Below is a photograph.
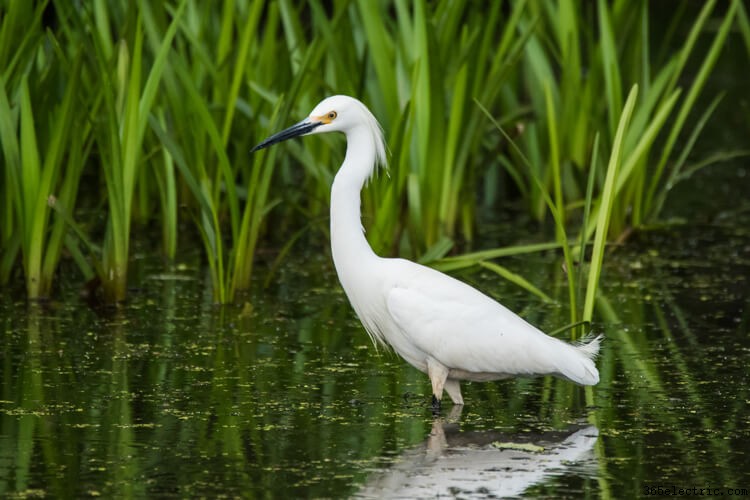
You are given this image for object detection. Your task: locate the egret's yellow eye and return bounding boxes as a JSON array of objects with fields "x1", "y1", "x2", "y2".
[{"x1": 317, "y1": 111, "x2": 337, "y2": 125}]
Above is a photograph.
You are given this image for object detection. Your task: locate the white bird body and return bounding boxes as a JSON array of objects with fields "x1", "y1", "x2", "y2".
[{"x1": 253, "y1": 95, "x2": 602, "y2": 407}]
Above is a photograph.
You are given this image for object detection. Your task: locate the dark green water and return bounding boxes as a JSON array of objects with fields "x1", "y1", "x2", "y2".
[{"x1": 1, "y1": 211, "x2": 749, "y2": 498}]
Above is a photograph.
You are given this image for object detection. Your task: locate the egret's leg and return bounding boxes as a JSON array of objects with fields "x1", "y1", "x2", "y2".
[
  {"x1": 426, "y1": 418, "x2": 448, "y2": 455},
  {"x1": 426, "y1": 357, "x2": 449, "y2": 410},
  {"x1": 446, "y1": 403, "x2": 464, "y2": 422},
  {"x1": 444, "y1": 379, "x2": 464, "y2": 406}
]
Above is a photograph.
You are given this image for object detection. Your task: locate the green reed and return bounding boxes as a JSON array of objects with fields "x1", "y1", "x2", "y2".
[
  {"x1": 0, "y1": 0, "x2": 742, "y2": 308},
  {"x1": 433, "y1": 1, "x2": 737, "y2": 339},
  {"x1": 582, "y1": 85, "x2": 638, "y2": 322},
  {"x1": 333, "y1": 0, "x2": 536, "y2": 257},
  {"x1": 500, "y1": 0, "x2": 738, "y2": 240},
  {"x1": 0, "y1": 4, "x2": 89, "y2": 298},
  {"x1": 92, "y1": 3, "x2": 186, "y2": 302},
  {"x1": 148, "y1": 0, "x2": 319, "y2": 303}
]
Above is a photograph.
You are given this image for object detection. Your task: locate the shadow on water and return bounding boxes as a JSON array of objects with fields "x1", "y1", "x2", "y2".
[{"x1": 1, "y1": 212, "x2": 749, "y2": 498}]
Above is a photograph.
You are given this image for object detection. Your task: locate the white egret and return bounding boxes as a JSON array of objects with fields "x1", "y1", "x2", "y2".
[{"x1": 252, "y1": 95, "x2": 601, "y2": 408}]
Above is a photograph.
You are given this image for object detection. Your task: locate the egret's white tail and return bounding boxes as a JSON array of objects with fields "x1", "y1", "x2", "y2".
[
  {"x1": 556, "y1": 334, "x2": 603, "y2": 386},
  {"x1": 576, "y1": 333, "x2": 603, "y2": 360}
]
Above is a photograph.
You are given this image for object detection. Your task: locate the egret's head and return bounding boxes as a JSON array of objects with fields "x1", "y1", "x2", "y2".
[{"x1": 251, "y1": 95, "x2": 387, "y2": 169}]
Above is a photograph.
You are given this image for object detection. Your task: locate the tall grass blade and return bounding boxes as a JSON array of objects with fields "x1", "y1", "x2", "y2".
[
  {"x1": 576, "y1": 133, "x2": 599, "y2": 312},
  {"x1": 583, "y1": 85, "x2": 639, "y2": 322},
  {"x1": 434, "y1": 241, "x2": 561, "y2": 273},
  {"x1": 478, "y1": 261, "x2": 553, "y2": 303}
]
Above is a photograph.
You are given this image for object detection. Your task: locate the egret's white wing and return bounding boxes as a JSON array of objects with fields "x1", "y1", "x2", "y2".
[{"x1": 385, "y1": 260, "x2": 597, "y2": 383}]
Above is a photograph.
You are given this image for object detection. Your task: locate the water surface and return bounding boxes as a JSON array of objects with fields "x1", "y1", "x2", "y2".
[{"x1": 1, "y1": 214, "x2": 748, "y2": 498}]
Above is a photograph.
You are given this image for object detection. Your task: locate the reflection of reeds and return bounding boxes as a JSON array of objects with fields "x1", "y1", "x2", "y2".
[
  {"x1": 0, "y1": 1, "x2": 742, "y2": 304},
  {"x1": 594, "y1": 287, "x2": 743, "y2": 490}
]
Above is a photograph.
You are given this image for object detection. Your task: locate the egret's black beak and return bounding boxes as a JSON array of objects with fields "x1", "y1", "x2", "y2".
[{"x1": 251, "y1": 118, "x2": 322, "y2": 153}]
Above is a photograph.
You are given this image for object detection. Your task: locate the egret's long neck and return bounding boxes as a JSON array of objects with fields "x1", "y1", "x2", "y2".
[{"x1": 330, "y1": 125, "x2": 379, "y2": 276}]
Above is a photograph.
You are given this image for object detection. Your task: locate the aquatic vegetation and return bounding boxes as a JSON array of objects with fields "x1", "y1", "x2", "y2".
[
  {"x1": 92, "y1": 3, "x2": 186, "y2": 302},
  {"x1": 0, "y1": 3, "x2": 90, "y2": 297},
  {"x1": 0, "y1": 0, "x2": 743, "y2": 305}
]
